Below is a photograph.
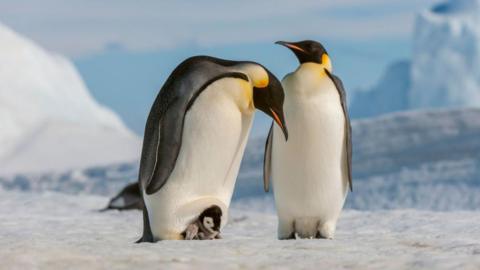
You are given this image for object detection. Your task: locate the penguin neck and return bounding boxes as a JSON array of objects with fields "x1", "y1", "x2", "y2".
[
  {"x1": 285, "y1": 63, "x2": 331, "y2": 98},
  {"x1": 295, "y1": 62, "x2": 330, "y2": 79},
  {"x1": 233, "y1": 79, "x2": 255, "y2": 114},
  {"x1": 214, "y1": 77, "x2": 255, "y2": 115}
]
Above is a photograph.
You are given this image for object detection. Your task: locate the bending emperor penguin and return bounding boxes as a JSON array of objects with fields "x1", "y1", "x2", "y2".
[
  {"x1": 134, "y1": 56, "x2": 288, "y2": 242},
  {"x1": 264, "y1": 40, "x2": 352, "y2": 240}
]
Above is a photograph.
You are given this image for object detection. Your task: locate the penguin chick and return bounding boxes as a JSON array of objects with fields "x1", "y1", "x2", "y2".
[{"x1": 182, "y1": 205, "x2": 222, "y2": 240}]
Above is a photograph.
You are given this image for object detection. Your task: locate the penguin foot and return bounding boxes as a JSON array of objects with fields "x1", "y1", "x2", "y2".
[
  {"x1": 279, "y1": 232, "x2": 296, "y2": 240},
  {"x1": 316, "y1": 222, "x2": 336, "y2": 239}
]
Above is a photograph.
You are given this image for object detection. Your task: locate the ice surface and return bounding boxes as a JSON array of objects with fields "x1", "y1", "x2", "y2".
[
  {"x1": 0, "y1": 22, "x2": 141, "y2": 174},
  {"x1": 1, "y1": 190, "x2": 479, "y2": 270}
]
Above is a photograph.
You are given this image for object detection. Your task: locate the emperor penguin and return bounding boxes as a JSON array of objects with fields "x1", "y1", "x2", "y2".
[
  {"x1": 113, "y1": 56, "x2": 288, "y2": 242},
  {"x1": 263, "y1": 40, "x2": 352, "y2": 240}
]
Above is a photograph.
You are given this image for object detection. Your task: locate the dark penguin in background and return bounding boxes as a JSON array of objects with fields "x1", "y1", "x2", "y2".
[{"x1": 106, "y1": 56, "x2": 288, "y2": 242}]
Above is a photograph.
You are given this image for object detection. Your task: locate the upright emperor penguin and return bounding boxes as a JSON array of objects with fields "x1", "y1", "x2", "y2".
[
  {"x1": 132, "y1": 56, "x2": 288, "y2": 242},
  {"x1": 263, "y1": 41, "x2": 352, "y2": 240}
]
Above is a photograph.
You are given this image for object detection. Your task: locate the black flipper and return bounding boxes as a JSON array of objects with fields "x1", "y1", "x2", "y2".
[
  {"x1": 101, "y1": 182, "x2": 143, "y2": 211},
  {"x1": 263, "y1": 122, "x2": 274, "y2": 192},
  {"x1": 325, "y1": 69, "x2": 353, "y2": 191}
]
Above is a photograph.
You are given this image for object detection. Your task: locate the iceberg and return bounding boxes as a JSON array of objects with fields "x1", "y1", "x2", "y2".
[{"x1": 0, "y1": 23, "x2": 141, "y2": 175}]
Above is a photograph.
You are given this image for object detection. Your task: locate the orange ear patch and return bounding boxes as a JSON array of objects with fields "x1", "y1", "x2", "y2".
[
  {"x1": 322, "y1": 53, "x2": 332, "y2": 71},
  {"x1": 256, "y1": 78, "x2": 269, "y2": 88}
]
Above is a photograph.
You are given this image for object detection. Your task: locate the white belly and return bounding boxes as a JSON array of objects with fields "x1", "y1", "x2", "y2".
[
  {"x1": 144, "y1": 79, "x2": 254, "y2": 240},
  {"x1": 271, "y1": 77, "x2": 348, "y2": 237}
]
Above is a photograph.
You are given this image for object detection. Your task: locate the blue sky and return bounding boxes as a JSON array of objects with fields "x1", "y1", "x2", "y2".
[{"x1": 0, "y1": 0, "x2": 438, "y2": 136}]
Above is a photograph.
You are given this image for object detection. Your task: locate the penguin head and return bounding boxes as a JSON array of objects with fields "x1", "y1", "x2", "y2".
[
  {"x1": 199, "y1": 205, "x2": 222, "y2": 232},
  {"x1": 275, "y1": 40, "x2": 332, "y2": 72},
  {"x1": 252, "y1": 68, "x2": 289, "y2": 140}
]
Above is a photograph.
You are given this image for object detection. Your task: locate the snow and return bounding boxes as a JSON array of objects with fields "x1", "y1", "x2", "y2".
[
  {"x1": 1, "y1": 190, "x2": 479, "y2": 269},
  {"x1": 0, "y1": 22, "x2": 141, "y2": 175},
  {"x1": 350, "y1": 0, "x2": 480, "y2": 118},
  {"x1": 0, "y1": 121, "x2": 140, "y2": 174}
]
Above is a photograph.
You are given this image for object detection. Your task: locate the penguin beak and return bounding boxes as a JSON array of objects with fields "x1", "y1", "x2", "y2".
[
  {"x1": 275, "y1": 41, "x2": 306, "y2": 54},
  {"x1": 269, "y1": 108, "x2": 288, "y2": 140},
  {"x1": 275, "y1": 40, "x2": 322, "y2": 65},
  {"x1": 253, "y1": 70, "x2": 288, "y2": 140}
]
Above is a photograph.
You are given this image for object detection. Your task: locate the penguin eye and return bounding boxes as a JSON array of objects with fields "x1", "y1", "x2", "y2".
[{"x1": 204, "y1": 217, "x2": 214, "y2": 226}]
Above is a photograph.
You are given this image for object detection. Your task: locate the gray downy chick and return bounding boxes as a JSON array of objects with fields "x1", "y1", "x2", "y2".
[{"x1": 183, "y1": 205, "x2": 222, "y2": 240}]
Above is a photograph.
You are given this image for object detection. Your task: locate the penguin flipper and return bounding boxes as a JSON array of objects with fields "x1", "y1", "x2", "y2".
[
  {"x1": 325, "y1": 70, "x2": 353, "y2": 191},
  {"x1": 102, "y1": 182, "x2": 144, "y2": 211},
  {"x1": 263, "y1": 122, "x2": 274, "y2": 192}
]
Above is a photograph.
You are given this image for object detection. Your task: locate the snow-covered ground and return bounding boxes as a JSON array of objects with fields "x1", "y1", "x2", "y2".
[{"x1": 1, "y1": 190, "x2": 479, "y2": 270}]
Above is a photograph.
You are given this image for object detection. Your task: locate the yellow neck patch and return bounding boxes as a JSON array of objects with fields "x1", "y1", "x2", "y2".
[{"x1": 322, "y1": 53, "x2": 332, "y2": 73}]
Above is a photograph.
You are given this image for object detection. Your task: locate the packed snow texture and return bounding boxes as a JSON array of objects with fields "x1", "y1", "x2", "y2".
[
  {"x1": 350, "y1": 0, "x2": 480, "y2": 118},
  {"x1": 0, "y1": 22, "x2": 141, "y2": 175},
  {"x1": 1, "y1": 190, "x2": 479, "y2": 270},
  {"x1": 1, "y1": 108, "x2": 479, "y2": 211}
]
